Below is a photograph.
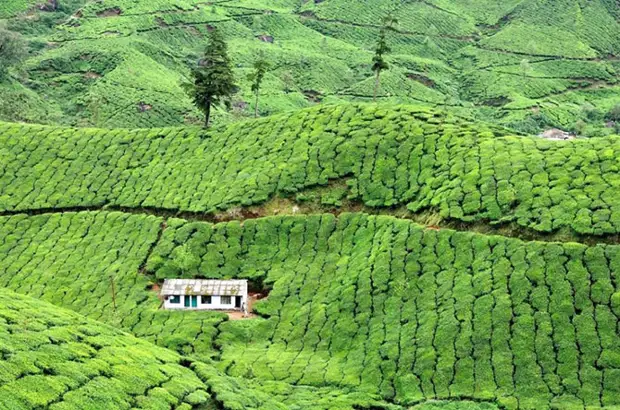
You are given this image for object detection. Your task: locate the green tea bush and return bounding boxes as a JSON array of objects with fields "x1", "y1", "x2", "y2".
[
  {"x1": 2, "y1": 0, "x2": 617, "y2": 132},
  {"x1": 0, "y1": 212, "x2": 226, "y2": 360},
  {"x1": 2, "y1": 104, "x2": 620, "y2": 235},
  {"x1": 0, "y1": 268, "x2": 484, "y2": 410},
  {"x1": 0, "y1": 288, "x2": 216, "y2": 409},
  {"x1": 3, "y1": 210, "x2": 620, "y2": 408},
  {"x1": 146, "y1": 213, "x2": 620, "y2": 409}
]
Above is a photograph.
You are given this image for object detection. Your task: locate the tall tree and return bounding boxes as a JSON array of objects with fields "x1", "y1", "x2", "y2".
[
  {"x1": 371, "y1": 15, "x2": 397, "y2": 102},
  {"x1": 0, "y1": 27, "x2": 26, "y2": 80},
  {"x1": 247, "y1": 52, "x2": 270, "y2": 118},
  {"x1": 184, "y1": 27, "x2": 236, "y2": 127}
]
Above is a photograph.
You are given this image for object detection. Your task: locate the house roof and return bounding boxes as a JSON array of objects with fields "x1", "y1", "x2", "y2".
[{"x1": 161, "y1": 279, "x2": 247, "y2": 296}]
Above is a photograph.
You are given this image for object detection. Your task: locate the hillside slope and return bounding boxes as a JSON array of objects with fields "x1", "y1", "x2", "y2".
[
  {"x1": 153, "y1": 213, "x2": 620, "y2": 409},
  {"x1": 0, "y1": 288, "x2": 217, "y2": 409},
  {"x1": 0, "y1": 0, "x2": 618, "y2": 133},
  {"x1": 1, "y1": 211, "x2": 619, "y2": 409},
  {"x1": 1, "y1": 104, "x2": 620, "y2": 235},
  {"x1": 1, "y1": 287, "x2": 408, "y2": 410}
]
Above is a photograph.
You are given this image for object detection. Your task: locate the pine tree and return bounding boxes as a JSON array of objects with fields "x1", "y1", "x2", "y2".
[
  {"x1": 372, "y1": 15, "x2": 397, "y2": 102},
  {"x1": 247, "y1": 52, "x2": 270, "y2": 118},
  {"x1": 184, "y1": 27, "x2": 236, "y2": 127}
]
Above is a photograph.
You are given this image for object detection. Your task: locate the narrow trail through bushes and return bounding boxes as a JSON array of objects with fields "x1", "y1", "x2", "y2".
[{"x1": 1, "y1": 194, "x2": 618, "y2": 246}]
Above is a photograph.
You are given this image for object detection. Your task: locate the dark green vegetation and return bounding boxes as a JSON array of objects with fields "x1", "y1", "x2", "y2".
[
  {"x1": 0, "y1": 211, "x2": 224, "y2": 359},
  {"x1": 184, "y1": 27, "x2": 237, "y2": 127},
  {"x1": 0, "y1": 287, "x2": 396, "y2": 410},
  {"x1": 1, "y1": 104, "x2": 620, "y2": 236},
  {"x1": 0, "y1": 0, "x2": 618, "y2": 133},
  {"x1": 1, "y1": 210, "x2": 620, "y2": 409},
  {"x1": 152, "y1": 213, "x2": 620, "y2": 409},
  {"x1": 1, "y1": 1, "x2": 620, "y2": 406}
]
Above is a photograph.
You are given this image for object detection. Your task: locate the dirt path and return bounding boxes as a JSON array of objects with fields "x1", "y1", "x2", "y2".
[{"x1": 227, "y1": 293, "x2": 264, "y2": 320}]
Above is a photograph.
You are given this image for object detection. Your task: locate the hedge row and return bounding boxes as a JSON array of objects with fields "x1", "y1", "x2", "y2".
[
  {"x1": 2, "y1": 104, "x2": 620, "y2": 234},
  {"x1": 0, "y1": 212, "x2": 224, "y2": 360},
  {"x1": 147, "y1": 213, "x2": 620, "y2": 409},
  {"x1": 0, "y1": 288, "x2": 215, "y2": 410},
  {"x1": 0, "y1": 287, "x2": 411, "y2": 410},
  {"x1": 3, "y1": 210, "x2": 620, "y2": 408}
]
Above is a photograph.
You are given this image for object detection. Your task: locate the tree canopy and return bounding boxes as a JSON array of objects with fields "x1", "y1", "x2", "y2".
[{"x1": 184, "y1": 27, "x2": 236, "y2": 127}]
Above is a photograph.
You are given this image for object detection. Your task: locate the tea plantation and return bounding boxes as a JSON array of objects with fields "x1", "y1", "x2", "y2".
[
  {"x1": 1, "y1": 104, "x2": 620, "y2": 235},
  {"x1": 0, "y1": 0, "x2": 619, "y2": 134},
  {"x1": 1, "y1": 287, "x2": 400, "y2": 410},
  {"x1": 0, "y1": 288, "x2": 218, "y2": 409},
  {"x1": 1, "y1": 1, "x2": 620, "y2": 407},
  {"x1": 0, "y1": 211, "x2": 225, "y2": 359},
  {"x1": 1, "y1": 209, "x2": 620, "y2": 409}
]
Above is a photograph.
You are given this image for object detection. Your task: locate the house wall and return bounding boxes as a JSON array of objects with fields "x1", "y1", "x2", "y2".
[{"x1": 163, "y1": 294, "x2": 247, "y2": 311}]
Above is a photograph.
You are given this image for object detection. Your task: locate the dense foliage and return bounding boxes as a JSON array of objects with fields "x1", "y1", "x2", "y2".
[
  {"x1": 1, "y1": 104, "x2": 620, "y2": 235},
  {"x1": 3, "y1": 210, "x2": 620, "y2": 409},
  {"x1": 0, "y1": 2, "x2": 619, "y2": 409},
  {"x1": 184, "y1": 27, "x2": 237, "y2": 127},
  {"x1": 0, "y1": 0, "x2": 617, "y2": 132},
  {"x1": 0, "y1": 288, "x2": 217, "y2": 409},
  {"x1": 148, "y1": 213, "x2": 620, "y2": 408},
  {"x1": 0, "y1": 212, "x2": 225, "y2": 359}
]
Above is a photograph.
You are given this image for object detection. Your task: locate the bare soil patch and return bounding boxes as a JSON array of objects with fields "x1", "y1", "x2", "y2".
[
  {"x1": 97, "y1": 7, "x2": 122, "y2": 17},
  {"x1": 84, "y1": 71, "x2": 101, "y2": 80},
  {"x1": 138, "y1": 102, "x2": 153, "y2": 112},
  {"x1": 227, "y1": 292, "x2": 265, "y2": 320},
  {"x1": 257, "y1": 35, "x2": 274, "y2": 43}
]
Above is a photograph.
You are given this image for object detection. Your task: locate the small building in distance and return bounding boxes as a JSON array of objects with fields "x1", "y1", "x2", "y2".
[{"x1": 161, "y1": 279, "x2": 248, "y2": 313}]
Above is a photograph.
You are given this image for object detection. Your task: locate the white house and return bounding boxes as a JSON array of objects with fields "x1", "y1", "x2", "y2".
[{"x1": 161, "y1": 279, "x2": 248, "y2": 313}]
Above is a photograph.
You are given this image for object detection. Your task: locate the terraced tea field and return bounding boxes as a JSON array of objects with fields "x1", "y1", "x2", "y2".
[
  {"x1": 0, "y1": 0, "x2": 619, "y2": 134},
  {"x1": 1, "y1": 102, "x2": 620, "y2": 409},
  {"x1": 2, "y1": 105, "x2": 620, "y2": 236},
  {"x1": 0, "y1": 288, "x2": 218, "y2": 409},
  {"x1": 1, "y1": 209, "x2": 620, "y2": 409},
  {"x1": 0, "y1": 1, "x2": 619, "y2": 405}
]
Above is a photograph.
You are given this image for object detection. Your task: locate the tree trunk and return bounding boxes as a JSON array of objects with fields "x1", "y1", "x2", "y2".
[
  {"x1": 254, "y1": 90, "x2": 259, "y2": 118},
  {"x1": 373, "y1": 70, "x2": 381, "y2": 102},
  {"x1": 204, "y1": 99, "x2": 212, "y2": 128},
  {"x1": 110, "y1": 275, "x2": 117, "y2": 312}
]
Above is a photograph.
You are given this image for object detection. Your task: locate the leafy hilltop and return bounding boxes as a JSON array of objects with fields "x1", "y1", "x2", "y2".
[
  {"x1": 1, "y1": 104, "x2": 620, "y2": 409},
  {"x1": 1, "y1": 104, "x2": 620, "y2": 236},
  {"x1": 0, "y1": 288, "x2": 218, "y2": 409},
  {"x1": 0, "y1": 0, "x2": 619, "y2": 134}
]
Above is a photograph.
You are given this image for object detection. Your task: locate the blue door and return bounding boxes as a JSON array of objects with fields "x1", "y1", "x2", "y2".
[
  {"x1": 184, "y1": 296, "x2": 190, "y2": 307},
  {"x1": 191, "y1": 295, "x2": 198, "y2": 308}
]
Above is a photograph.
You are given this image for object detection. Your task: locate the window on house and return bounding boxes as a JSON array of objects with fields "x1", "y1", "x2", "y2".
[
  {"x1": 170, "y1": 295, "x2": 181, "y2": 304},
  {"x1": 220, "y1": 296, "x2": 231, "y2": 305},
  {"x1": 202, "y1": 295, "x2": 212, "y2": 304}
]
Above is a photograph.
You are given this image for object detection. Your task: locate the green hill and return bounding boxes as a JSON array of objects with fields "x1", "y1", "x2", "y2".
[
  {"x1": 1, "y1": 104, "x2": 620, "y2": 236},
  {"x1": 0, "y1": 287, "x2": 217, "y2": 409},
  {"x1": 1, "y1": 209, "x2": 620, "y2": 409},
  {"x1": 1, "y1": 105, "x2": 620, "y2": 408},
  {"x1": 0, "y1": 0, "x2": 618, "y2": 134},
  {"x1": 0, "y1": 287, "x2": 408, "y2": 410},
  {"x1": 0, "y1": 211, "x2": 225, "y2": 359}
]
